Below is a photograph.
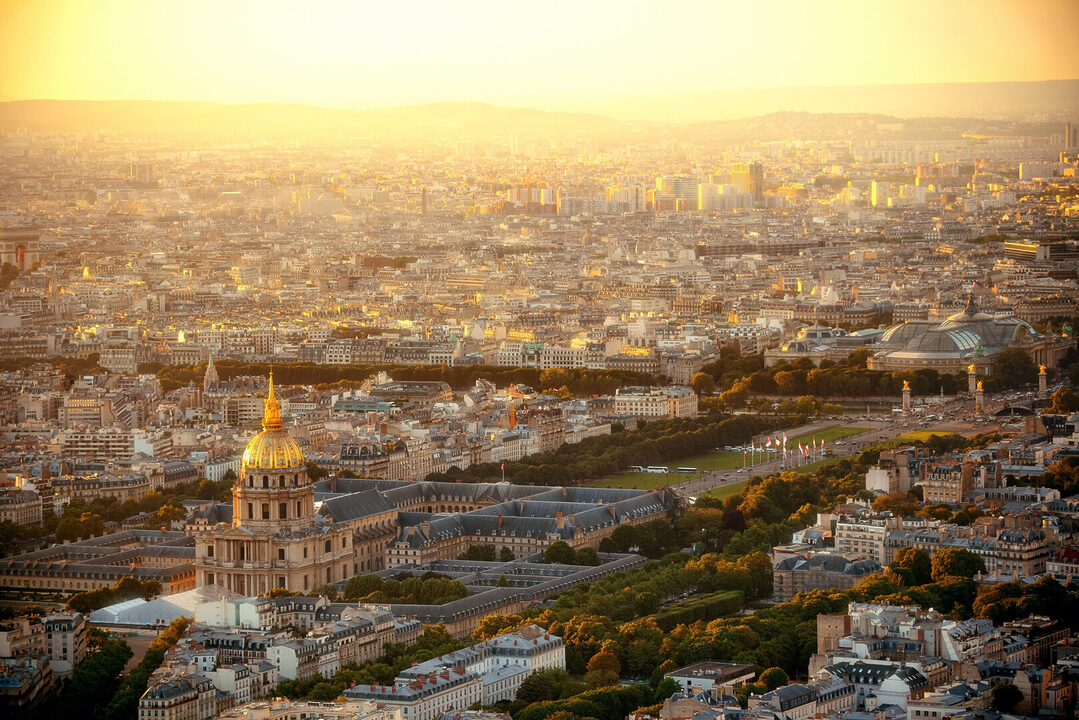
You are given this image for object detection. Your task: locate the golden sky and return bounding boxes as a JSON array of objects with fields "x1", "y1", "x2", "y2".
[{"x1": 2, "y1": 0, "x2": 1076, "y2": 112}]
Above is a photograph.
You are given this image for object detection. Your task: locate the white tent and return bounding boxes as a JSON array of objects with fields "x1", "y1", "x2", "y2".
[{"x1": 89, "y1": 585, "x2": 239, "y2": 627}]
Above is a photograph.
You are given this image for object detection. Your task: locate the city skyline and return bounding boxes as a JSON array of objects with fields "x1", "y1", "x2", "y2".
[{"x1": 2, "y1": 0, "x2": 1078, "y2": 120}]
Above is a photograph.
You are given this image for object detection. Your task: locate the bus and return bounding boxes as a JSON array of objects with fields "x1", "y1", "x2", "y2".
[
  {"x1": 630, "y1": 465, "x2": 646, "y2": 472},
  {"x1": 645, "y1": 466, "x2": 670, "y2": 474},
  {"x1": 676, "y1": 467, "x2": 697, "y2": 473}
]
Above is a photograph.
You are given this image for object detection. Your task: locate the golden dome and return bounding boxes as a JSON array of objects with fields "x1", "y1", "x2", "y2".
[
  {"x1": 242, "y1": 372, "x2": 305, "y2": 470},
  {"x1": 243, "y1": 431, "x2": 305, "y2": 469}
]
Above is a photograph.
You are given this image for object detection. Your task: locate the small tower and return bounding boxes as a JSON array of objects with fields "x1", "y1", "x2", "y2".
[{"x1": 901, "y1": 380, "x2": 912, "y2": 416}]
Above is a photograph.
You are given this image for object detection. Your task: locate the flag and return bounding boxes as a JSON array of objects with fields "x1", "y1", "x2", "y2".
[
  {"x1": 798, "y1": 441, "x2": 803, "y2": 454},
  {"x1": 782, "y1": 432, "x2": 788, "y2": 447},
  {"x1": 501, "y1": 463, "x2": 504, "y2": 470},
  {"x1": 765, "y1": 438, "x2": 772, "y2": 448},
  {"x1": 812, "y1": 437, "x2": 817, "y2": 451}
]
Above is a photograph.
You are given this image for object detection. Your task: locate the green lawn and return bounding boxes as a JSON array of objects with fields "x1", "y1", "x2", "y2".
[
  {"x1": 593, "y1": 425, "x2": 868, "y2": 489},
  {"x1": 791, "y1": 458, "x2": 841, "y2": 474},
  {"x1": 698, "y1": 479, "x2": 748, "y2": 500}
]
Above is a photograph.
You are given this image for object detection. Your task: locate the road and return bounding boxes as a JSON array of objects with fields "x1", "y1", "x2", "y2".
[
  {"x1": 671, "y1": 420, "x2": 897, "y2": 497},
  {"x1": 671, "y1": 391, "x2": 1008, "y2": 498}
]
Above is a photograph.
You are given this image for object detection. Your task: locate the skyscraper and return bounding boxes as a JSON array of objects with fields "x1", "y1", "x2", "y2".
[{"x1": 731, "y1": 162, "x2": 763, "y2": 202}]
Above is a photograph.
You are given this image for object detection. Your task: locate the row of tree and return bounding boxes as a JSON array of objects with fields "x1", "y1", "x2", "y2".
[
  {"x1": 101, "y1": 617, "x2": 192, "y2": 720},
  {"x1": 698, "y1": 346, "x2": 1047, "y2": 400},
  {"x1": 142, "y1": 359, "x2": 655, "y2": 395},
  {"x1": 341, "y1": 573, "x2": 469, "y2": 605}
]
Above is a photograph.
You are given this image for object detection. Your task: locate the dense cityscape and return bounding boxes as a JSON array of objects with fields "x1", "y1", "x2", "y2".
[{"x1": 3, "y1": 2, "x2": 1079, "y2": 720}]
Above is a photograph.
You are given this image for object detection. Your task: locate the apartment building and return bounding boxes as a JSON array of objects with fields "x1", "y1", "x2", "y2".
[
  {"x1": 613, "y1": 385, "x2": 697, "y2": 418},
  {"x1": 834, "y1": 516, "x2": 896, "y2": 563}
]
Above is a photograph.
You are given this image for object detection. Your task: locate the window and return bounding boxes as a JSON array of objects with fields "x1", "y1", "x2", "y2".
[
  {"x1": 280, "y1": 475, "x2": 286, "y2": 487},
  {"x1": 262, "y1": 503, "x2": 270, "y2": 520},
  {"x1": 278, "y1": 548, "x2": 285, "y2": 561},
  {"x1": 279, "y1": 502, "x2": 287, "y2": 519},
  {"x1": 296, "y1": 501, "x2": 302, "y2": 516},
  {"x1": 247, "y1": 502, "x2": 253, "y2": 519},
  {"x1": 326, "y1": 567, "x2": 332, "y2": 582},
  {"x1": 303, "y1": 547, "x2": 308, "y2": 559},
  {"x1": 207, "y1": 546, "x2": 214, "y2": 558},
  {"x1": 262, "y1": 476, "x2": 269, "y2": 488},
  {"x1": 207, "y1": 573, "x2": 214, "y2": 585},
  {"x1": 303, "y1": 575, "x2": 309, "y2": 590},
  {"x1": 278, "y1": 576, "x2": 285, "y2": 588},
  {"x1": 342, "y1": 536, "x2": 347, "y2": 548},
  {"x1": 325, "y1": 540, "x2": 332, "y2": 552}
]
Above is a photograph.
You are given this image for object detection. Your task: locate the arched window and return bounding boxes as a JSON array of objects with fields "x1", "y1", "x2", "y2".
[
  {"x1": 280, "y1": 475, "x2": 286, "y2": 487},
  {"x1": 248, "y1": 475, "x2": 254, "y2": 487},
  {"x1": 262, "y1": 476, "x2": 269, "y2": 488}
]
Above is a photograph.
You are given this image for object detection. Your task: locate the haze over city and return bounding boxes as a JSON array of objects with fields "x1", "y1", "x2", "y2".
[
  {"x1": 1, "y1": 4, "x2": 1079, "y2": 720},
  {"x1": 3, "y1": 0, "x2": 1078, "y2": 119}
]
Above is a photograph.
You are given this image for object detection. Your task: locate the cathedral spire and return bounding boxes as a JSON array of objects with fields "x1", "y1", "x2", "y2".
[{"x1": 203, "y1": 349, "x2": 219, "y2": 392}]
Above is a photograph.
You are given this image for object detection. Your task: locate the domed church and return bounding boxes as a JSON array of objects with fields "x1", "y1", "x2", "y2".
[{"x1": 194, "y1": 375, "x2": 353, "y2": 595}]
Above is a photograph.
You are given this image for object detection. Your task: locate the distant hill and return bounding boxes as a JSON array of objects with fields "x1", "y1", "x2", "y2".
[
  {"x1": 570, "y1": 79, "x2": 1079, "y2": 123},
  {"x1": 0, "y1": 80, "x2": 1075, "y2": 143},
  {"x1": 0, "y1": 100, "x2": 623, "y2": 143}
]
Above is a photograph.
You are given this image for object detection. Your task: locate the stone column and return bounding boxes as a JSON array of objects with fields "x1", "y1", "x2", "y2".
[
  {"x1": 967, "y1": 364, "x2": 977, "y2": 394},
  {"x1": 1039, "y1": 365, "x2": 1048, "y2": 398},
  {"x1": 902, "y1": 382, "x2": 912, "y2": 415},
  {"x1": 975, "y1": 381, "x2": 985, "y2": 414}
]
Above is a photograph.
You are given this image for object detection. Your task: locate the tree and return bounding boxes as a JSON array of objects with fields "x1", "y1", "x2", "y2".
[
  {"x1": 584, "y1": 643, "x2": 621, "y2": 687},
  {"x1": 992, "y1": 348, "x2": 1038, "y2": 389},
  {"x1": 1050, "y1": 386, "x2": 1079, "y2": 413},
  {"x1": 872, "y1": 491, "x2": 920, "y2": 518},
  {"x1": 459, "y1": 545, "x2": 496, "y2": 561},
  {"x1": 544, "y1": 540, "x2": 576, "y2": 564},
  {"x1": 499, "y1": 546, "x2": 515, "y2": 562},
  {"x1": 759, "y1": 667, "x2": 789, "y2": 691},
  {"x1": 516, "y1": 671, "x2": 555, "y2": 703},
  {"x1": 931, "y1": 548, "x2": 986, "y2": 581},
  {"x1": 343, "y1": 574, "x2": 383, "y2": 600},
  {"x1": 654, "y1": 677, "x2": 682, "y2": 701},
  {"x1": 690, "y1": 372, "x2": 716, "y2": 397},
  {"x1": 892, "y1": 547, "x2": 932, "y2": 586},
  {"x1": 991, "y1": 682, "x2": 1023, "y2": 712},
  {"x1": 575, "y1": 547, "x2": 601, "y2": 566},
  {"x1": 154, "y1": 502, "x2": 186, "y2": 525}
]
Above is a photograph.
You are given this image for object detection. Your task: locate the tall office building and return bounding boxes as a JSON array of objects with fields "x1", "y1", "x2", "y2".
[{"x1": 731, "y1": 162, "x2": 763, "y2": 202}]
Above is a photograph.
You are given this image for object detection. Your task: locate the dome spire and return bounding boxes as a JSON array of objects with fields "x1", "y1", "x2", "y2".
[{"x1": 263, "y1": 371, "x2": 282, "y2": 431}]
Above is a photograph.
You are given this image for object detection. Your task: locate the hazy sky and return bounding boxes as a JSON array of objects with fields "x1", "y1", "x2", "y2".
[{"x1": 2, "y1": 0, "x2": 1076, "y2": 112}]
